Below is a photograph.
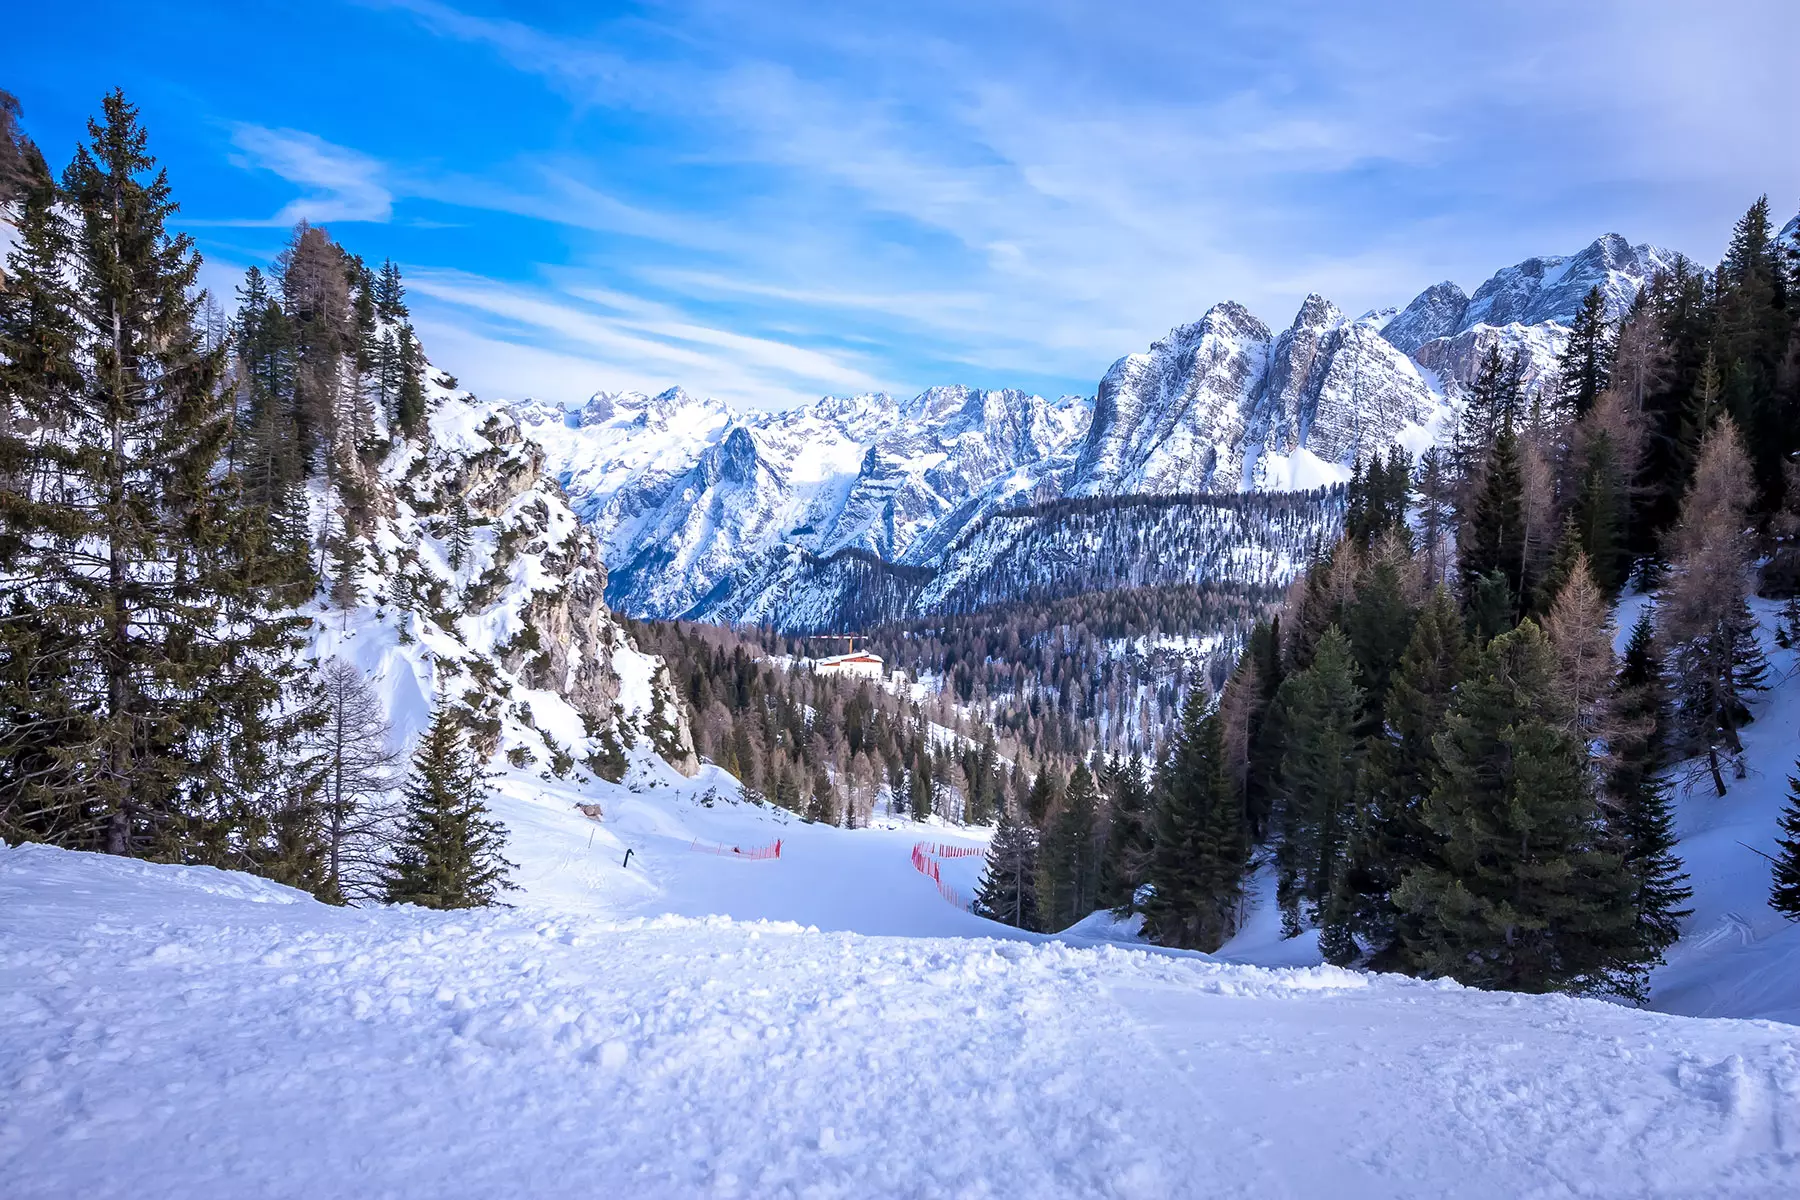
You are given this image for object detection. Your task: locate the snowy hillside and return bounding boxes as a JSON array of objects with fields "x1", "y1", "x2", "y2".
[
  {"x1": 7, "y1": 800, "x2": 1800, "y2": 1198},
  {"x1": 501, "y1": 232, "x2": 1673, "y2": 629},
  {"x1": 301, "y1": 367, "x2": 701, "y2": 794}
]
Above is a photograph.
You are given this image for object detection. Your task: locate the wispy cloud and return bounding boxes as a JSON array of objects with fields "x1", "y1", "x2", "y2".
[
  {"x1": 207, "y1": 0, "x2": 1798, "y2": 410},
  {"x1": 404, "y1": 268, "x2": 885, "y2": 409},
  {"x1": 218, "y1": 125, "x2": 393, "y2": 226}
]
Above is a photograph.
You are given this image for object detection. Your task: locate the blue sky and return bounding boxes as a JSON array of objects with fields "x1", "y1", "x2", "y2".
[{"x1": 7, "y1": 1, "x2": 1796, "y2": 410}]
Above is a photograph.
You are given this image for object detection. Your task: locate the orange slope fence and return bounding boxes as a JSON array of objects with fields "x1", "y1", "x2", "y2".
[
  {"x1": 911, "y1": 842, "x2": 977, "y2": 912},
  {"x1": 690, "y1": 838, "x2": 782, "y2": 861},
  {"x1": 916, "y1": 840, "x2": 985, "y2": 859}
]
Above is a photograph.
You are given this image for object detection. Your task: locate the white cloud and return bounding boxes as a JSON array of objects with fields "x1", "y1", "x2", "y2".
[
  {"x1": 404, "y1": 268, "x2": 886, "y2": 409},
  {"x1": 227, "y1": 125, "x2": 393, "y2": 225}
]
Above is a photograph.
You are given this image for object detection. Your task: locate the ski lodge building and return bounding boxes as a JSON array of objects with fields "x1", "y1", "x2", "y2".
[{"x1": 813, "y1": 650, "x2": 886, "y2": 680}]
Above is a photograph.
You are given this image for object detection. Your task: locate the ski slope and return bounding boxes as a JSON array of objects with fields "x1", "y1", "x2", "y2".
[
  {"x1": 5, "y1": 839, "x2": 1800, "y2": 1200},
  {"x1": 8, "y1": 603, "x2": 1800, "y2": 1197}
]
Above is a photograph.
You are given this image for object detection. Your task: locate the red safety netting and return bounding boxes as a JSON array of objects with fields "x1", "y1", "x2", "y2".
[
  {"x1": 916, "y1": 840, "x2": 984, "y2": 859},
  {"x1": 690, "y1": 838, "x2": 782, "y2": 860},
  {"x1": 911, "y1": 843, "x2": 975, "y2": 912}
]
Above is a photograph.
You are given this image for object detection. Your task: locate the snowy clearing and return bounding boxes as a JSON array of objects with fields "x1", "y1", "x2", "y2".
[{"x1": 5, "y1": 841, "x2": 1800, "y2": 1199}]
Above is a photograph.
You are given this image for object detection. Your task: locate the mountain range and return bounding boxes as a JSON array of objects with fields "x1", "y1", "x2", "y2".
[{"x1": 503, "y1": 233, "x2": 1678, "y2": 628}]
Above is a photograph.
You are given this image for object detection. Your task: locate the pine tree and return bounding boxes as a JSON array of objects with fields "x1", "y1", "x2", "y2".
[
  {"x1": 384, "y1": 702, "x2": 515, "y2": 909},
  {"x1": 1036, "y1": 762, "x2": 1100, "y2": 930},
  {"x1": 1097, "y1": 754, "x2": 1153, "y2": 909},
  {"x1": 1026, "y1": 766, "x2": 1059, "y2": 828},
  {"x1": 1393, "y1": 621, "x2": 1646, "y2": 997},
  {"x1": 975, "y1": 805, "x2": 1040, "y2": 930},
  {"x1": 1142, "y1": 696, "x2": 1248, "y2": 951},
  {"x1": 1341, "y1": 586, "x2": 1466, "y2": 967},
  {"x1": 1770, "y1": 766, "x2": 1800, "y2": 919},
  {"x1": 1570, "y1": 427, "x2": 1628, "y2": 598},
  {"x1": 1242, "y1": 615, "x2": 1285, "y2": 841},
  {"x1": 1459, "y1": 418, "x2": 1527, "y2": 620},
  {"x1": 1456, "y1": 344, "x2": 1525, "y2": 478},
  {"x1": 1273, "y1": 625, "x2": 1364, "y2": 936},
  {"x1": 395, "y1": 323, "x2": 427, "y2": 438},
  {"x1": 1607, "y1": 609, "x2": 1691, "y2": 954},
  {"x1": 1557, "y1": 286, "x2": 1612, "y2": 419},
  {"x1": 1, "y1": 91, "x2": 316, "y2": 862}
]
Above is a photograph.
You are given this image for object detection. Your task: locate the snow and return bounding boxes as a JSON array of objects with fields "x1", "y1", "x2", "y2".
[
  {"x1": 7, "y1": 834, "x2": 1800, "y2": 1198},
  {"x1": 10, "y1": 592, "x2": 1800, "y2": 1196},
  {"x1": 1646, "y1": 597, "x2": 1800, "y2": 1025}
]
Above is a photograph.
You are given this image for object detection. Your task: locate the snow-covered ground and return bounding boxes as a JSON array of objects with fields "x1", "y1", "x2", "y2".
[
  {"x1": 6, "y1": 837, "x2": 1800, "y2": 1198},
  {"x1": 7, "y1": 599, "x2": 1800, "y2": 1196}
]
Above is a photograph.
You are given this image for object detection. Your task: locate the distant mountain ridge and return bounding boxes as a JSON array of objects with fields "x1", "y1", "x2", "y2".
[{"x1": 502, "y1": 231, "x2": 1683, "y2": 626}]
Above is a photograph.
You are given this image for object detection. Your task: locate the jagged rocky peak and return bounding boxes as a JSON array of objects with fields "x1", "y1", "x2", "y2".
[
  {"x1": 1381, "y1": 281, "x2": 1471, "y2": 355},
  {"x1": 1255, "y1": 293, "x2": 1346, "y2": 456},
  {"x1": 580, "y1": 385, "x2": 729, "y2": 431},
  {"x1": 1461, "y1": 233, "x2": 1674, "y2": 329},
  {"x1": 1071, "y1": 301, "x2": 1272, "y2": 497},
  {"x1": 1411, "y1": 321, "x2": 1569, "y2": 397}
]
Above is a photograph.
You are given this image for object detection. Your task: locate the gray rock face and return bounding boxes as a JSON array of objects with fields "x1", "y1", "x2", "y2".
[
  {"x1": 1071, "y1": 302, "x2": 1271, "y2": 496},
  {"x1": 512, "y1": 227, "x2": 1689, "y2": 628},
  {"x1": 1381, "y1": 282, "x2": 1470, "y2": 355},
  {"x1": 1411, "y1": 322, "x2": 1569, "y2": 397},
  {"x1": 1461, "y1": 234, "x2": 1675, "y2": 329}
]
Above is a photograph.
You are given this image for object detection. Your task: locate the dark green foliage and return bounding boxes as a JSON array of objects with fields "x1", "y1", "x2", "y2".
[
  {"x1": 1097, "y1": 754, "x2": 1154, "y2": 909},
  {"x1": 1345, "y1": 450, "x2": 1411, "y2": 548},
  {"x1": 1340, "y1": 587, "x2": 1466, "y2": 966},
  {"x1": 1272, "y1": 626, "x2": 1364, "y2": 936},
  {"x1": 1606, "y1": 609, "x2": 1691, "y2": 955},
  {"x1": 1556, "y1": 286, "x2": 1612, "y2": 419},
  {"x1": 1455, "y1": 344, "x2": 1526, "y2": 478},
  {"x1": 1570, "y1": 430, "x2": 1628, "y2": 598},
  {"x1": 0, "y1": 91, "x2": 320, "y2": 863},
  {"x1": 1770, "y1": 767, "x2": 1800, "y2": 919},
  {"x1": 1393, "y1": 621, "x2": 1646, "y2": 998},
  {"x1": 1036, "y1": 762, "x2": 1101, "y2": 931},
  {"x1": 1713, "y1": 197, "x2": 1795, "y2": 510},
  {"x1": 1143, "y1": 692, "x2": 1249, "y2": 951},
  {"x1": 1026, "y1": 767, "x2": 1059, "y2": 828},
  {"x1": 1459, "y1": 420, "x2": 1528, "y2": 619},
  {"x1": 383, "y1": 702, "x2": 515, "y2": 909},
  {"x1": 976, "y1": 804, "x2": 1040, "y2": 930},
  {"x1": 1242, "y1": 615, "x2": 1286, "y2": 842}
]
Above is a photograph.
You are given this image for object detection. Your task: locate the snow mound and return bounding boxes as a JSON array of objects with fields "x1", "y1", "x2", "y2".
[{"x1": 5, "y1": 841, "x2": 1800, "y2": 1199}]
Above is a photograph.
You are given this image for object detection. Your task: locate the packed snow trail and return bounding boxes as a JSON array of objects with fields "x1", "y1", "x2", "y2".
[{"x1": 5, "y1": 844, "x2": 1800, "y2": 1199}]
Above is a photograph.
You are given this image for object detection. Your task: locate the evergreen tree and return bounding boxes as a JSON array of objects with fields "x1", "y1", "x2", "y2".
[
  {"x1": 1459, "y1": 419, "x2": 1528, "y2": 619},
  {"x1": 1606, "y1": 609, "x2": 1692, "y2": 954},
  {"x1": 1272, "y1": 626, "x2": 1364, "y2": 935},
  {"x1": 1026, "y1": 766, "x2": 1059, "y2": 828},
  {"x1": 446, "y1": 492, "x2": 472, "y2": 573},
  {"x1": 1393, "y1": 621, "x2": 1646, "y2": 997},
  {"x1": 383, "y1": 702, "x2": 515, "y2": 909},
  {"x1": 394, "y1": 323, "x2": 427, "y2": 438},
  {"x1": 1341, "y1": 587, "x2": 1466, "y2": 966},
  {"x1": 1142, "y1": 695, "x2": 1248, "y2": 951},
  {"x1": 1770, "y1": 766, "x2": 1800, "y2": 919},
  {"x1": 0, "y1": 91, "x2": 315, "y2": 861},
  {"x1": 1242, "y1": 615, "x2": 1286, "y2": 841},
  {"x1": 1557, "y1": 286, "x2": 1612, "y2": 419},
  {"x1": 975, "y1": 805, "x2": 1040, "y2": 930},
  {"x1": 1097, "y1": 754, "x2": 1153, "y2": 909},
  {"x1": 1036, "y1": 762, "x2": 1100, "y2": 930},
  {"x1": 1570, "y1": 428, "x2": 1628, "y2": 598},
  {"x1": 1455, "y1": 344, "x2": 1525, "y2": 478}
]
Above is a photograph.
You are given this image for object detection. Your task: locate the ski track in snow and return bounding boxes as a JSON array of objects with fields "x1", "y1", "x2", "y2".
[{"x1": 5, "y1": 840, "x2": 1800, "y2": 1199}]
